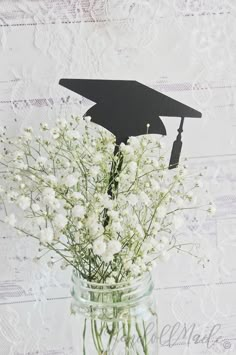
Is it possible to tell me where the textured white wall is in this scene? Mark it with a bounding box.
[0,1,236,354]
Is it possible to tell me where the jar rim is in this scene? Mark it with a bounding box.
[71,270,154,311]
[72,270,152,289]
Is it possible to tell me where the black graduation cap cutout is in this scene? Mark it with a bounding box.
[59,79,202,169]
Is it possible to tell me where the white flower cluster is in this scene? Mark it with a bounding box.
[0,116,213,283]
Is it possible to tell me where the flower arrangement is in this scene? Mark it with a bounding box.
[0,116,216,354]
[0,116,214,284]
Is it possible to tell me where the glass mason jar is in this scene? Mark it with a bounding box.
[71,271,158,354]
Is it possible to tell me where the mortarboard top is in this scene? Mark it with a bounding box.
[59,79,202,168]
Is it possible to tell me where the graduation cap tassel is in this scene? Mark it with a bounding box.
[169,117,185,169]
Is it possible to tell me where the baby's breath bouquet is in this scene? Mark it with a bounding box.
[0,116,214,354]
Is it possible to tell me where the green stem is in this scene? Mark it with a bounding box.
[83,319,87,355]
[94,320,104,353]
[135,322,149,355]
[127,318,131,354]
[91,319,102,354]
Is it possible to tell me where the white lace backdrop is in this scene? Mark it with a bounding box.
[0,1,236,354]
